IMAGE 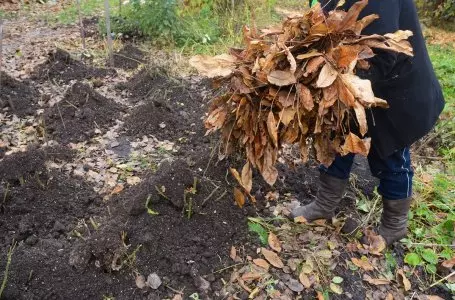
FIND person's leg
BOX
[367,147,413,245]
[290,154,355,221]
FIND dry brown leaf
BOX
[280,107,296,126]
[363,228,387,255]
[340,132,371,156]
[363,274,390,285]
[241,162,253,193]
[110,184,124,195]
[351,256,374,271]
[230,246,237,261]
[353,101,368,136]
[253,258,270,271]
[316,63,338,88]
[294,216,308,224]
[354,14,379,34]
[189,54,236,78]
[297,83,314,111]
[441,256,455,269]
[241,272,262,281]
[424,296,445,300]
[234,187,246,208]
[267,111,279,148]
[337,77,356,107]
[304,56,325,77]
[385,293,394,300]
[296,51,322,60]
[267,70,296,86]
[299,272,312,288]
[316,291,324,300]
[268,232,282,252]
[396,269,411,291]
[261,247,284,268]
[336,0,368,32]
[385,30,413,42]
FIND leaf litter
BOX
[191,0,413,202]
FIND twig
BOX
[213,262,245,274]
[0,242,16,298]
[56,102,66,129]
[202,186,219,207]
[407,242,454,248]
[165,285,184,294]
[214,189,228,202]
[113,53,143,64]
[427,271,455,289]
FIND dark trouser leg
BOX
[290,154,354,221]
[368,147,413,245]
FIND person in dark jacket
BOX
[291,0,445,246]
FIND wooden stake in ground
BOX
[104,0,114,66]
[76,0,86,50]
[0,15,3,95]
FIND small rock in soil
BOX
[146,273,162,290]
[286,278,304,292]
[25,235,38,246]
[194,276,211,292]
[53,221,66,233]
[135,275,146,289]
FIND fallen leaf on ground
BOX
[110,184,124,195]
[253,258,270,271]
[230,246,237,261]
[330,282,343,295]
[241,272,262,281]
[363,274,390,285]
[442,256,455,269]
[351,256,374,271]
[294,216,308,224]
[135,275,146,289]
[396,269,411,291]
[234,187,246,208]
[265,191,279,201]
[268,232,282,252]
[299,272,312,288]
[261,247,284,268]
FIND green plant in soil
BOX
[0,242,16,298]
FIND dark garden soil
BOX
[44,82,125,143]
[0,71,39,117]
[113,44,146,70]
[32,48,116,83]
[122,70,209,144]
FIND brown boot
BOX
[378,197,412,245]
[290,172,348,222]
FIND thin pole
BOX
[104,0,113,66]
[0,16,3,96]
[76,0,86,49]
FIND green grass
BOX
[403,44,454,289]
[54,0,119,25]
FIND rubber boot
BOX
[290,171,348,222]
[378,197,412,245]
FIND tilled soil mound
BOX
[0,146,108,300]
[32,49,115,83]
[113,44,145,70]
[122,70,210,142]
[44,82,125,143]
[0,71,39,117]
[65,155,255,299]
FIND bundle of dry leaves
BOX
[190,0,413,204]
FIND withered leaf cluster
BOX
[190,0,413,202]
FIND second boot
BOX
[290,171,348,222]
